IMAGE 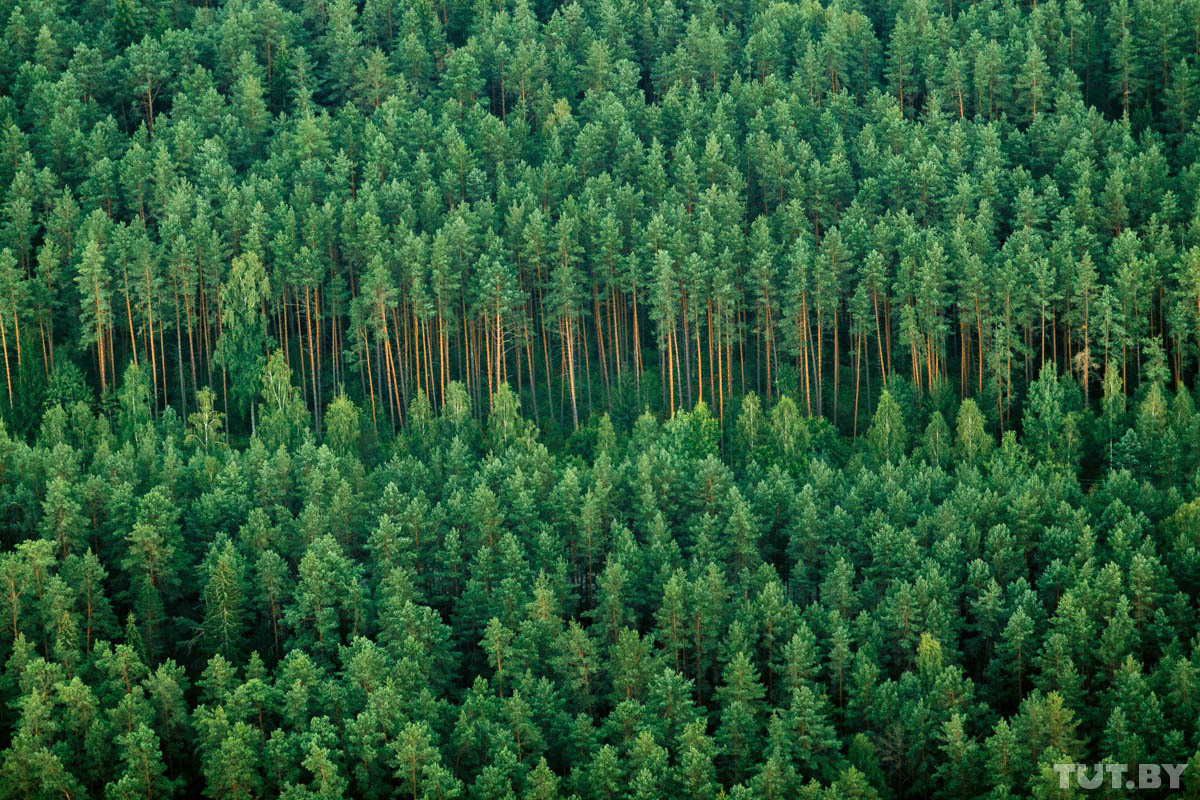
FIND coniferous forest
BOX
[5,0,1200,796]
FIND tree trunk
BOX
[565,315,579,428]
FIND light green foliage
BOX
[215,253,273,420]
[323,388,360,458]
[866,390,908,463]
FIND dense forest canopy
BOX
[2,0,1200,436]
[4,0,1200,796]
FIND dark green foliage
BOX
[3,0,1200,795]
[1,376,1194,795]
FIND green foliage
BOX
[324,388,361,458]
[215,253,273,421]
[258,352,309,451]
[866,390,908,463]
[186,386,225,454]
[1,0,1199,795]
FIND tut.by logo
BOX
[1054,763,1187,790]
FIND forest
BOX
[4,0,1200,795]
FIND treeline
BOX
[0,361,1199,797]
[3,0,1200,438]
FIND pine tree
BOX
[105,723,177,800]
[715,650,766,783]
[75,237,113,394]
[1017,36,1052,123]
[39,476,85,559]
[125,35,170,135]
[201,537,248,661]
